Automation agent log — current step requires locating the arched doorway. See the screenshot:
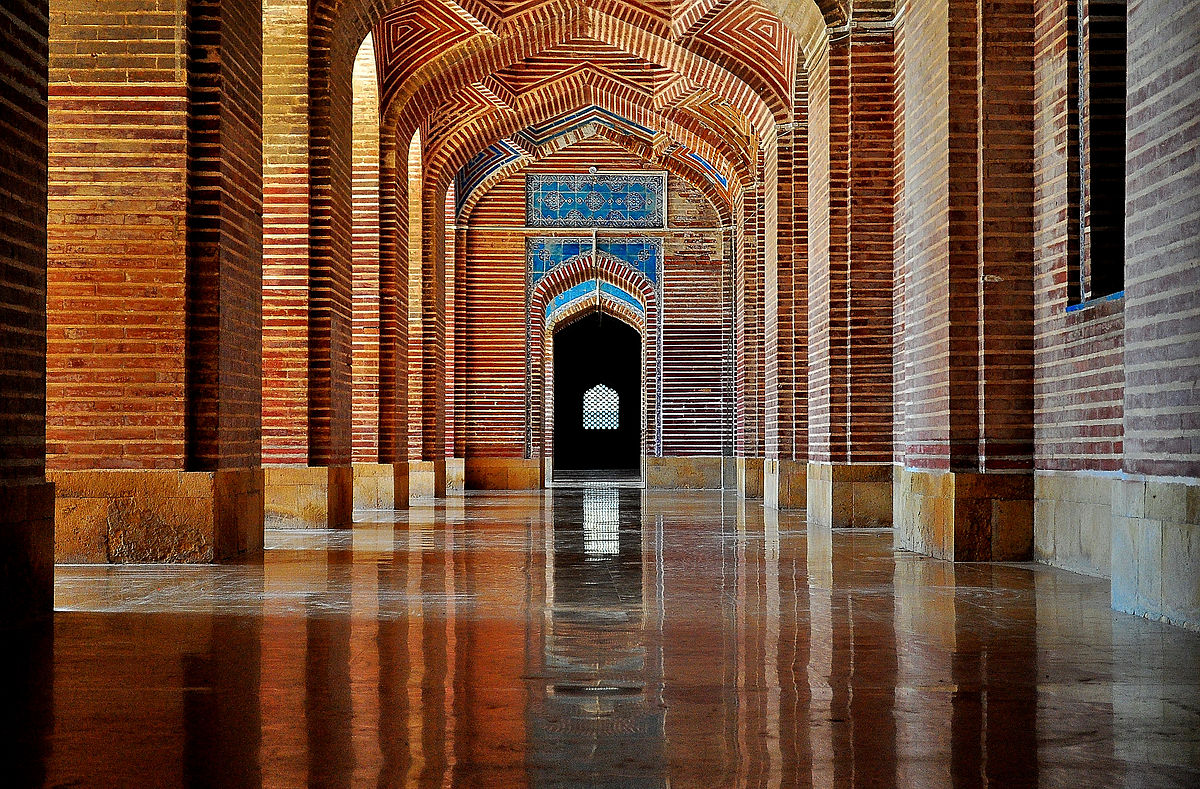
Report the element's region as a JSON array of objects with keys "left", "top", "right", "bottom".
[{"left": 552, "top": 312, "right": 641, "bottom": 475}]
